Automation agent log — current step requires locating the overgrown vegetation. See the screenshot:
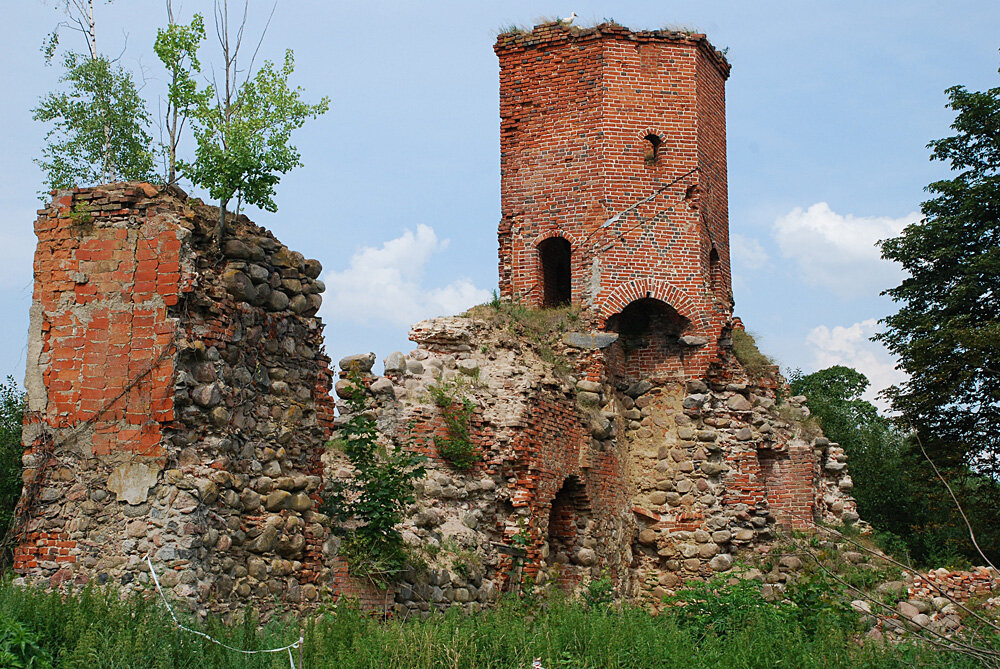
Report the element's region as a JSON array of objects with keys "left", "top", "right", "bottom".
[
  {"left": 0, "top": 576, "right": 991, "bottom": 668},
  {"left": 427, "top": 381, "right": 479, "bottom": 469},
  {"left": 791, "top": 365, "right": 1000, "bottom": 567},
  {"left": 320, "top": 370, "right": 425, "bottom": 585},
  {"left": 0, "top": 377, "right": 24, "bottom": 567},
  {"left": 730, "top": 328, "right": 776, "bottom": 381},
  {"left": 466, "top": 295, "right": 580, "bottom": 377}
]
